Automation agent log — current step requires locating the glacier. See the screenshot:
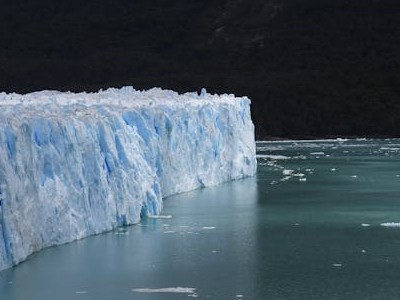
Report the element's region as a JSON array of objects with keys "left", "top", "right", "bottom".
[{"left": 0, "top": 87, "right": 256, "bottom": 271}]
